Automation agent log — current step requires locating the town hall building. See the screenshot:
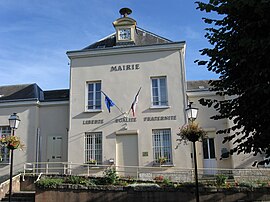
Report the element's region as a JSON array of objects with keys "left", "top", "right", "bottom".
[{"left": 0, "top": 8, "right": 267, "bottom": 179}]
